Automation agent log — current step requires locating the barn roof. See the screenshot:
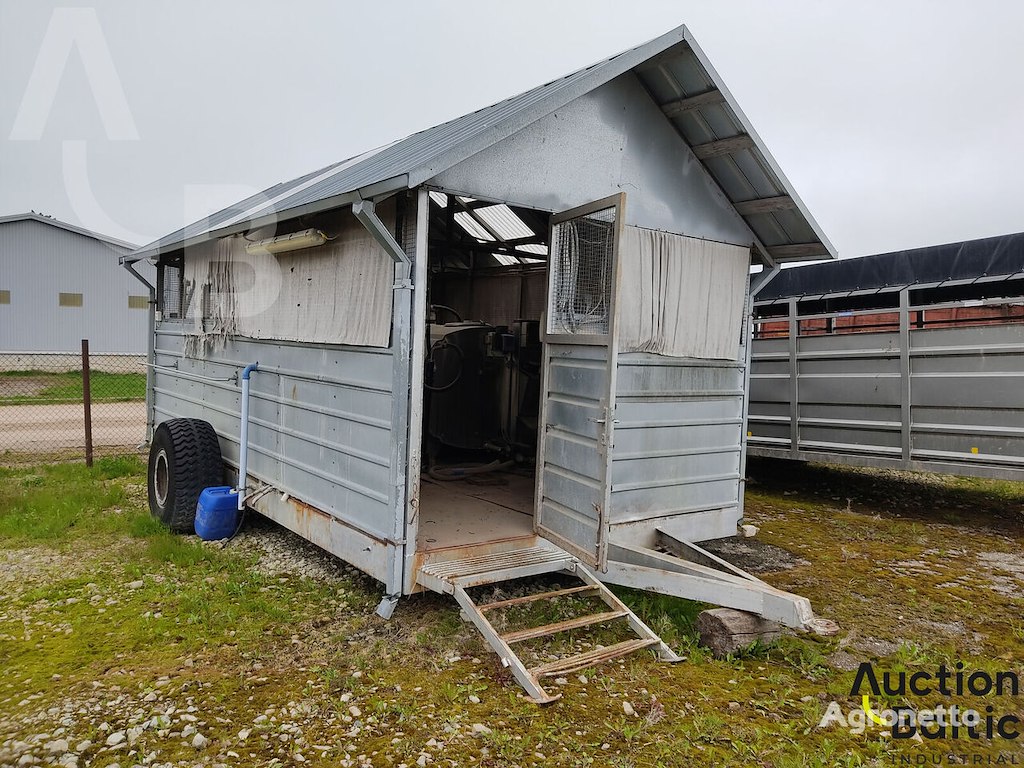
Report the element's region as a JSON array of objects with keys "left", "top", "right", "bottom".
[
  {"left": 0, "top": 212, "right": 135, "bottom": 250},
  {"left": 125, "top": 25, "right": 835, "bottom": 265},
  {"left": 756, "top": 232, "right": 1024, "bottom": 304}
]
